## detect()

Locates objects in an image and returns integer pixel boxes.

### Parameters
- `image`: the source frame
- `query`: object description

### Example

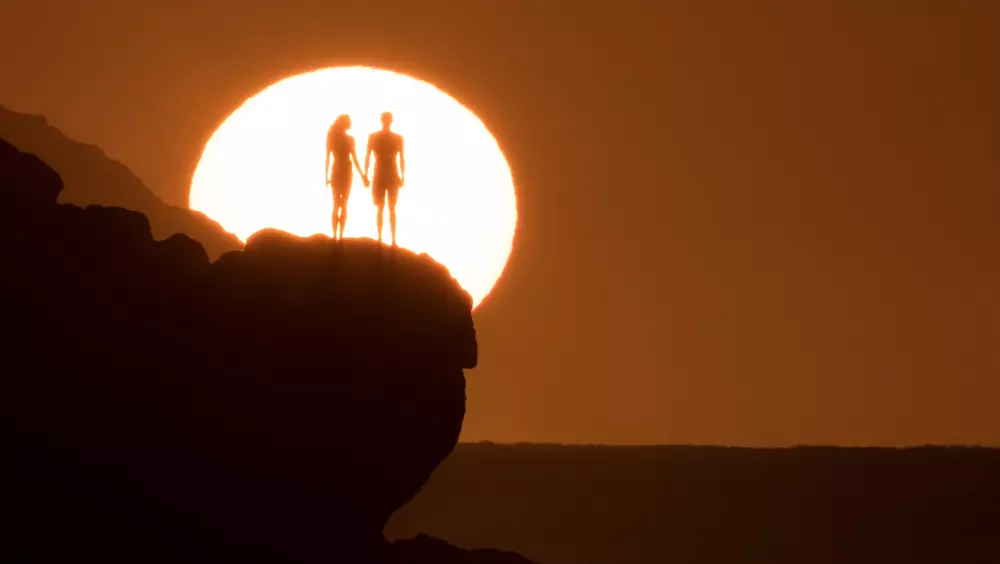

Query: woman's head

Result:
[332,114,352,133]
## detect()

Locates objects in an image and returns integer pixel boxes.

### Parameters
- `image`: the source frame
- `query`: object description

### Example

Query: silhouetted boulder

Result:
[0,140,529,563]
[0,104,241,258]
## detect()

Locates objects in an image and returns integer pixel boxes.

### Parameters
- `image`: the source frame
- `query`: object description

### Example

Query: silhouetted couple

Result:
[325,112,405,245]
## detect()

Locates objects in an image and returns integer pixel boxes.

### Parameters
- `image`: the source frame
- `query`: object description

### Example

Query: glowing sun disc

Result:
[189,66,517,308]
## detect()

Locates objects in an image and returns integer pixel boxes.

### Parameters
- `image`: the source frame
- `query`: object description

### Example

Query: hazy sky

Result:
[2,1,997,445]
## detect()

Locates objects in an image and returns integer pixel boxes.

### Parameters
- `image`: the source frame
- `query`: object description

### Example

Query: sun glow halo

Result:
[189,67,517,307]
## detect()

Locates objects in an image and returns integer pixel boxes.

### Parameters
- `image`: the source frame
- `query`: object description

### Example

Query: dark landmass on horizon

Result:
[388,443,1000,564]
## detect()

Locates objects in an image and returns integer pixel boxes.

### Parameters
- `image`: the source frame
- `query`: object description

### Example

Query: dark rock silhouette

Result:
[0,104,242,258]
[0,138,532,564]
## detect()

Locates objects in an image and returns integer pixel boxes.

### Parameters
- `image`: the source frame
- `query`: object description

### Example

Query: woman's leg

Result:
[332,191,344,239]
[338,184,351,239]
[331,197,339,239]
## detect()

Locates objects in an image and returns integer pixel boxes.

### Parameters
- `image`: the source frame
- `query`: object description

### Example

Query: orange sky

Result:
[1,1,998,445]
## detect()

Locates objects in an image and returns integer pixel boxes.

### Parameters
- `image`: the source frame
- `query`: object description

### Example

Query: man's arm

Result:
[352,145,369,187]
[397,137,405,186]
[350,139,364,176]
[363,135,373,178]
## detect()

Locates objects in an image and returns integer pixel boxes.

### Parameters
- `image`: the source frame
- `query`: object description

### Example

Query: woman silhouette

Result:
[325,114,368,240]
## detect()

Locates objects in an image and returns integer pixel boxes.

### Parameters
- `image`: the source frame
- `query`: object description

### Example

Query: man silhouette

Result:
[364,112,405,246]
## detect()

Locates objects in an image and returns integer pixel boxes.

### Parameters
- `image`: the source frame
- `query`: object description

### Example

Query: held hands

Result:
[362,175,371,188]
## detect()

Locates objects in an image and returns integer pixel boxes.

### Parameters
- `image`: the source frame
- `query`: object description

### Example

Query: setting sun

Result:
[189,66,517,307]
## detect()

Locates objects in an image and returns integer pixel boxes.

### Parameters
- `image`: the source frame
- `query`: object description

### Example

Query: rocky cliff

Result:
[0,138,531,563]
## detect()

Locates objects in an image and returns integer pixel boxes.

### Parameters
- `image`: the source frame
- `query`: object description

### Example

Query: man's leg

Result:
[373,184,389,243]
[388,188,399,246]
[376,202,385,243]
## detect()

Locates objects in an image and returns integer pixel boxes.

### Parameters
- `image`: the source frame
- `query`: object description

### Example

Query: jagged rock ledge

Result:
[0,138,530,563]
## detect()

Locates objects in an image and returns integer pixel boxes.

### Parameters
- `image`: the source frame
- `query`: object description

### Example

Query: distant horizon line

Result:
[458,441,1000,450]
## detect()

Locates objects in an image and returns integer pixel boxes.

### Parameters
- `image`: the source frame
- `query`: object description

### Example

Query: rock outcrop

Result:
[0,104,242,258]
[0,138,530,563]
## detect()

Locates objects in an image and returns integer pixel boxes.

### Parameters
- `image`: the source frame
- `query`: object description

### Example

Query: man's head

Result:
[380,112,393,129]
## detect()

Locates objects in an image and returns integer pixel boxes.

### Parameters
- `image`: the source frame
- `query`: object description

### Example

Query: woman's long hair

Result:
[332,114,351,134]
